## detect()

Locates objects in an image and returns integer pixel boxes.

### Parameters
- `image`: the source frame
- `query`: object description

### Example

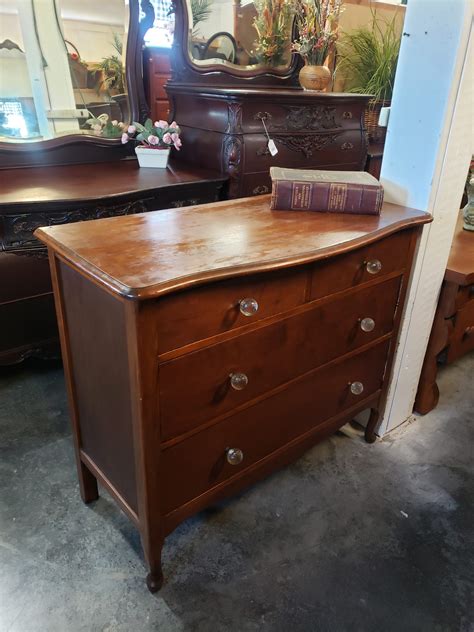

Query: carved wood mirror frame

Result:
[0,0,155,169]
[170,0,301,87]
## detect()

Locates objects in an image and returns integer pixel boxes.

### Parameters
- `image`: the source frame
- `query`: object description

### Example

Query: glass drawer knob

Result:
[239,297,259,316]
[365,259,382,274]
[360,317,376,332]
[230,372,248,391]
[350,381,364,396]
[226,447,244,466]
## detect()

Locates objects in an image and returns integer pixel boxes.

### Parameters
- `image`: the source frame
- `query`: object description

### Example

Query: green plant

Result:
[191,0,213,32]
[292,0,343,66]
[253,0,294,66]
[337,13,401,102]
[97,33,125,94]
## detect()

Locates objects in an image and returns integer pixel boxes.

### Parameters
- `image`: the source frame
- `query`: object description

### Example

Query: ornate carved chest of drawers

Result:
[166,86,371,198]
[36,196,430,592]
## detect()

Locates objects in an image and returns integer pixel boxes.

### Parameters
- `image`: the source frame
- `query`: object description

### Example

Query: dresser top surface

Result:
[0,160,227,207]
[36,195,431,299]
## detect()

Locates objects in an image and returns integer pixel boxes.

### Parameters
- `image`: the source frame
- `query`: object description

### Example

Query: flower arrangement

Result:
[85,115,182,151]
[253,0,294,67]
[292,0,343,66]
[121,118,182,150]
[86,114,124,138]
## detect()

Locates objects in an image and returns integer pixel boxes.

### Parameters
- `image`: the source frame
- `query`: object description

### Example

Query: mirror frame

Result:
[0,0,155,169]
[170,0,301,87]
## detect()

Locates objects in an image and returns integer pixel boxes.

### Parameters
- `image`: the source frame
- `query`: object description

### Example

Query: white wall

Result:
[377,0,473,435]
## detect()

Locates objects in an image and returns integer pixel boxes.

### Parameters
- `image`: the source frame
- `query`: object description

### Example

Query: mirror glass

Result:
[188,0,293,71]
[0,0,130,142]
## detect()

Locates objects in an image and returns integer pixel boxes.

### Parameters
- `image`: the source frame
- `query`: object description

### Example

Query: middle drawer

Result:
[159,275,401,441]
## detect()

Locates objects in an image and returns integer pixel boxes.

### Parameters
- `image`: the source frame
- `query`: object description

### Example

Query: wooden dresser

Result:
[36,197,430,592]
[167,86,371,198]
[415,210,474,414]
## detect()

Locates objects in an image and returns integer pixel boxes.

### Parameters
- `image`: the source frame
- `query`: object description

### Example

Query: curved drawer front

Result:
[244,131,363,173]
[155,267,308,355]
[311,230,411,300]
[159,276,400,440]
[160,340,390,514]
[244,102,365,134]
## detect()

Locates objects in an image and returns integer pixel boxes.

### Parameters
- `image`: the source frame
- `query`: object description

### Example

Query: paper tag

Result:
[268,139,278,156]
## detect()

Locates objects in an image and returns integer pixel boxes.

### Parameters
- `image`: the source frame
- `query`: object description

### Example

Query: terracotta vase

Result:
[299,64,331,92]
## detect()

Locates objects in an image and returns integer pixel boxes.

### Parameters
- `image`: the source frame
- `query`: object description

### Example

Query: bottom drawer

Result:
[159,340,390,513]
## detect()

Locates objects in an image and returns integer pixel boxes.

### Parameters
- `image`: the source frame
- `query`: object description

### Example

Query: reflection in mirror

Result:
[142,0,174,48]
[188,0,293,70]
[0,0,130,142]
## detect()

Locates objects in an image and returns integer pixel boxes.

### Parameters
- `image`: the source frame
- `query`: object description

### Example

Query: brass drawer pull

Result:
[349,381,364,396]
[239,297,259,316]
[360,317,376,332]
[365,259,382,275]
[342,111,353,119]
[230,372,248,391]
[341,142,354,150]
[226,447,244,465]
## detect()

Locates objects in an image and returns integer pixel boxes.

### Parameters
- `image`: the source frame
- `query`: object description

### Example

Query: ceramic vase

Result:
[135,146,170,169]
[299,64,331,92]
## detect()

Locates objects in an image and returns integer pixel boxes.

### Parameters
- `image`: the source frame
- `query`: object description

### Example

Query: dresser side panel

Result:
[58,261,138,513]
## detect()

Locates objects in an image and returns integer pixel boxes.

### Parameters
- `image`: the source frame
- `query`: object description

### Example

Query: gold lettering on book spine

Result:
[291,182,312,210]
[328,184,347,211]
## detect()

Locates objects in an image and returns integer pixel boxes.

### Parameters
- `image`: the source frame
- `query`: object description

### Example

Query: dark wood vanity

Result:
[167,0,371,197]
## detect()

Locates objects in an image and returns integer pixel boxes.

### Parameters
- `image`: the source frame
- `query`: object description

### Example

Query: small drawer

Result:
[159,276,400,440]
[155,267,308,354]
[159,340,389,514]
[446,295,474,363]
[243,132,357,173]
[311,230,412,300]
[243,103,365,134]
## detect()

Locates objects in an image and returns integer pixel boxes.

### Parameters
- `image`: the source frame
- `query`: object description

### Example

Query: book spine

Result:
[270,180,384,215]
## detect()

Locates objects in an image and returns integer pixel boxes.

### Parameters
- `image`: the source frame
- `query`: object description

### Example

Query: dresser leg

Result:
[78,461,99,504]
[146,569,164,593]
[364,408,379,444]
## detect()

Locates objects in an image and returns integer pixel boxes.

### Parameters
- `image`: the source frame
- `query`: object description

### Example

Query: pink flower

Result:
[155,120,168,129]
[121,133,129,144]
[128,125,136,134]
[148,134,159,145]
[163,132,172,144]
[171,132,182,150]
[169,121,178,129]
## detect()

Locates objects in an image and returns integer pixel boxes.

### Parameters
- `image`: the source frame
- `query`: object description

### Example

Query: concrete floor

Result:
[0,355,473,632]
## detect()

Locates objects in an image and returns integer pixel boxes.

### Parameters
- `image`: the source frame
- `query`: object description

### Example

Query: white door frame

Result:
[376,0,473,436]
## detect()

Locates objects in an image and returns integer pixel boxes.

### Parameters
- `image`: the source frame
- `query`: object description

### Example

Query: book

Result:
[270,167,384,215]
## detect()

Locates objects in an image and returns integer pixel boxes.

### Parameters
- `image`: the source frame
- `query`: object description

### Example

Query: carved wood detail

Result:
[226,103,243,134]
[222,135,243,198]
[256,133,342,158]
[273,106,342,132]
[1,200,150,252]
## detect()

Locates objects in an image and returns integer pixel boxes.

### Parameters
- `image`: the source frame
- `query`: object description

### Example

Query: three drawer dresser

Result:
[36,196,430,592]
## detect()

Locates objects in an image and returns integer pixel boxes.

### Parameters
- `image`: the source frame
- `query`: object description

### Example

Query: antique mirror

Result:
[0,0,154,167]
[171,0,300,84]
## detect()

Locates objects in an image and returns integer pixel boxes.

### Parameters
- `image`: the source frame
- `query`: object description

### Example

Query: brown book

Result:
[270,167,384,215]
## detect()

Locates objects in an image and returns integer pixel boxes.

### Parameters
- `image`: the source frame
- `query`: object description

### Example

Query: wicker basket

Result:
[364,100,390,144]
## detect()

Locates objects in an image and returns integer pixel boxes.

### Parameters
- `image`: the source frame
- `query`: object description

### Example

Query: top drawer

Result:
[311,229,412,300]
[155,266,308,354]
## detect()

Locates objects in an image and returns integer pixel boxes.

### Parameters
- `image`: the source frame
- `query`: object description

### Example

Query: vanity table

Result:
[0,161,226,365]
[36,196,430,592]
[165,0,371,197]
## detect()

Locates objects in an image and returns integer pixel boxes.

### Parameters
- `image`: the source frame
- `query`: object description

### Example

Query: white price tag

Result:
[268,139,278,156]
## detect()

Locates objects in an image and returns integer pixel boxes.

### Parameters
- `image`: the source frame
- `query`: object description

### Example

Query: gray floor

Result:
[0,355,473,632]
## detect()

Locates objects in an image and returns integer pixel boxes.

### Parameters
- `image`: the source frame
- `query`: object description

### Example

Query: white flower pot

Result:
[135,146,170,169]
